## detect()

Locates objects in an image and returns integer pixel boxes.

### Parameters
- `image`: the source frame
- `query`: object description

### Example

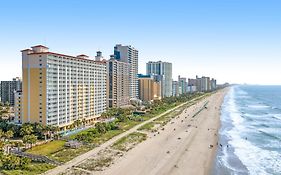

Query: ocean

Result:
[213,85,281,175]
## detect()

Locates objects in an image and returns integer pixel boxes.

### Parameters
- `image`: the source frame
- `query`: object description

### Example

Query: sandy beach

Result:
[49,89,228,175]
[89,89,228,175]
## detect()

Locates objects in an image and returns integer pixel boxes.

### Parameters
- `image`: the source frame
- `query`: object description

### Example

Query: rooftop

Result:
[23,45,106,64]
[31,45,49,49]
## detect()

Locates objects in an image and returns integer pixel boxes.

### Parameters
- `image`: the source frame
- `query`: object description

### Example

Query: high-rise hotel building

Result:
[114,44,138,99]
[107,55,130,108]
[146,61,172,97]
[14,90,22,124]
[138,74,161,102]
[178,75,187,95]
[0,77,22,106]
[21,45,107,128]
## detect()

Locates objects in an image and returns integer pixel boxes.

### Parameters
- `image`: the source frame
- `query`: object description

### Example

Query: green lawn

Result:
[49,145,95,163]
[92,129,123,145]
[26,140,66,156]
[48,130,122,163]
[118,120,141,131]
[1,163,55,175]
[67,127,96,140]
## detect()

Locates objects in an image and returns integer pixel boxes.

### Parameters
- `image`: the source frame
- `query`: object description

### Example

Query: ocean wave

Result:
[235,88,248,96]
[242,113,281,126]
[262,140,281,151]
[272,114,281,121]
[272,106,281,111]
[258,129,281,142]
[220,86,281,175]
[218,146,248,175]
[259,123,270,128]
[247,105,270,109]
[229,132,281,175]
[227,89,245,127]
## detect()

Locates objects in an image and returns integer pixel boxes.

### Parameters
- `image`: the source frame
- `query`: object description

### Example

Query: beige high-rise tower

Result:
[107,55,130,108]
[138,74,161,102]
[21,45,107,128]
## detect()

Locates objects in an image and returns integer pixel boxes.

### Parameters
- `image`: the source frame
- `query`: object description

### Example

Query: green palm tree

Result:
[47,125,53,139]
[29,134,37,148]
[51,126,60,140]
[4,130,14,154]
[5,130,13,140]
[22,135,29,149]
[0,129,4,141]
[20,125,33,136]
[22,134,37,149]
[82,118,87,127]
[42,126,51,141]
[74,119,82,129]
[33,123,44,137]
[0,140,5,153]
[69,123,75,130]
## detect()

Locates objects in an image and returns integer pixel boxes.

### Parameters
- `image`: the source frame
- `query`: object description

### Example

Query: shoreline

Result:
[209,88,229,175]
[81,89,228,175]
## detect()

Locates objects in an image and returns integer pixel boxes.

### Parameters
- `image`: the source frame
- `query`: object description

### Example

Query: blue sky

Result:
[0,0,281,84]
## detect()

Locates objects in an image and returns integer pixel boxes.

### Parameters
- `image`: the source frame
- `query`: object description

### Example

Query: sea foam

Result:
[218,86,281,175]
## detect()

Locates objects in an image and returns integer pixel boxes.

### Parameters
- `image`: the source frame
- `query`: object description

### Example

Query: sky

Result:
[0,0,280,85]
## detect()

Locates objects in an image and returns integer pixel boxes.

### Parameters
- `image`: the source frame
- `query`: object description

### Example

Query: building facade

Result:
[188,78,197,87]
[178,75,187,95]
[195,76,216,92]
[0,77,22,106]
[187,78,198,93]
[107,55,130,108]
[210,78,217,91]
[14,90,22,124]
[21,45,107,128]
[146,61,172,97]
[114,44,138,99]
[138,74,161,102]
[172,80,179,97]
[201,76,211,92]
[187,85,197,93]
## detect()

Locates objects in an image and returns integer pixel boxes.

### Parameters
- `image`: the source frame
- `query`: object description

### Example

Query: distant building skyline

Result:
[17,44,219,128]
